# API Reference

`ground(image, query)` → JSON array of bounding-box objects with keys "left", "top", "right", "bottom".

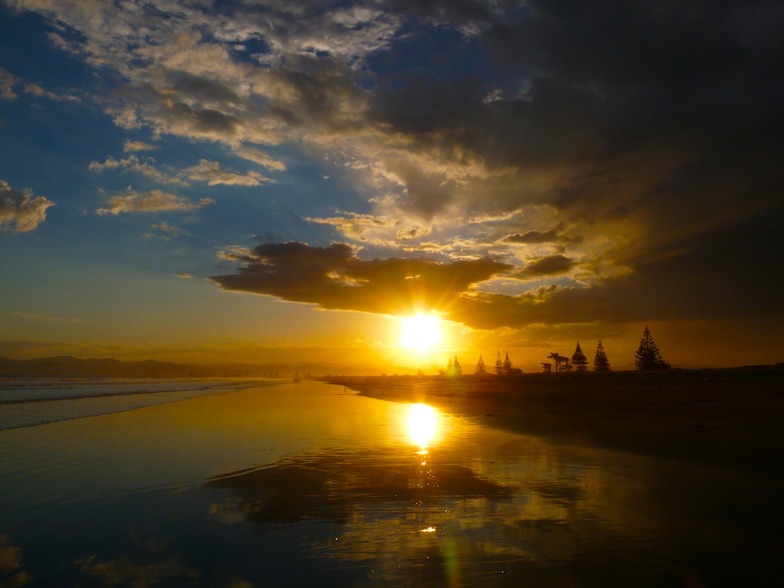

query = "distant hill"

[{"left": 0, "top": 355, "right": 328, "bottom": 379}]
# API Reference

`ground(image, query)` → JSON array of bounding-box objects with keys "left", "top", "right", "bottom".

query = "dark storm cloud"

[
  {"left": 518, "top": 254, "right": 575, "bottom": 277},
  {"left": 360, "top": 0, "right": 784, "bottom": 325},
  {"left": 210, "top": 241, "right": 511, "bottom": 316},
  {"left": 371, "top": 76, "right": 485, "bottom": 138},
  {"left": 372, "top": 1, "right": 784, "bottom": 190},
  {"left": 212, "top": 210, "right": 784, "bottom": 328},
  {"left": 167, "top": 72, "right": 244, "bottom": 107},
  {"left": 505, "top": 226, "right": 579, "bottom": 245},
  {"left": 485, "top": 1, "right": 742, "bottom": 85},
  {"left": 506, "top": 229, "right": 559, "bottom": 244},
  {"left": 168, "top": 102, "right": 241, "bottom": 136},
  {"left": 257, "top": 55, "right": 367, "bottom": 133},
  {"left": 454, "top": 205, "right": 784, "bottom": 330},
  {"left": 208, "top": 237, "right": 736, "bottom": 330},
  {"left": 391, "top": 4, "right": 778, "bottom": 185}
]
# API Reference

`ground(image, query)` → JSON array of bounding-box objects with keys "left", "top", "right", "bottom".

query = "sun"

[
  {"left": 399, "top": 313, "right": 444, "bottom": 355},
  {"left": 405, "top": 403, "right": 439, "bottom": 452}
]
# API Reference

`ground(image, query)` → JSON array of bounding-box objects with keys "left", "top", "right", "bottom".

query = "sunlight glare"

[
  {"left": 406, "top": 403, "right": 439, "bottom": 452},
  {"left": 399, "top": 313, "right": 443, "bottom": 355}
]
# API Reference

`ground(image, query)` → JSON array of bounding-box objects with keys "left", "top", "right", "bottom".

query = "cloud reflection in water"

[
  {"left": 206, "top": 447, "right": 511, "bottom": 526},
  {"left": 205, "top": 438, "right": 514, "bottom": 586}
]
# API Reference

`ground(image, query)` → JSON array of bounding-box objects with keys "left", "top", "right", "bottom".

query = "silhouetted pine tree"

[
  {"left": 634, "top": 326, "right": 670, "bottom": 371},
  {"left": 593, "top": 340, "right": 611, "bottom": 372},
  {"left": 443, "top": 356, "right": 462, "bottom": 377},
  {"left": 475, "top": 355, "right": 486, "bottom": 375},
  {"left": 495, "top": 351, "right": 503, "bottom": 375},
  {"left": 572, "top": 342, "right": 588, "bottom": 372},
  {"left": 503, "top": 352, "right": 513, "bottom": 374},
  {"left": 445, "top": 357, "right": 453, "bottom": 376}
]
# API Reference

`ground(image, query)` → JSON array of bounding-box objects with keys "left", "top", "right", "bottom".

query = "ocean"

[{"left": 0, "top": 378, "right": 261, "bottom": 430}]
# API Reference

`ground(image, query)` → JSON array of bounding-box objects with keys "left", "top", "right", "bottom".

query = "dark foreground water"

[{"left": 0, "top": 380, "right": 782, "bottom": 587}]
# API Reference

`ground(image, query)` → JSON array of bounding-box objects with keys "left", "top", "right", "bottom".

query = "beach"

[
  {"left": 326, "top": 367, "right": 784, "bottom": 474},
  {"left": 2, "top": 375, "right": 784, "bottom": 585}
]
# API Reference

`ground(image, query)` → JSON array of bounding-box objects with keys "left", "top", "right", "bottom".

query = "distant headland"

[{"left": 0, "top": 355, "right": 311, "bottom": 379}]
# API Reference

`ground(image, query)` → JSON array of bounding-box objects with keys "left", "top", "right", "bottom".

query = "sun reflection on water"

[{"left": 406, "top": 403, "right": 439, "bottom": 453}]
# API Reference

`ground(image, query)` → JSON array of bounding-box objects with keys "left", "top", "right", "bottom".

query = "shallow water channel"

[{"left": 0, "top": 380, "right": 781, "bottom": 586}]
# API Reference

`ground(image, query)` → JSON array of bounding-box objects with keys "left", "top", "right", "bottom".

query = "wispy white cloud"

[
  {"left": 233, "top": 145, "right": 287, "bottom": 172},
  {"left": 89, "top": 154, "right": 272, "bottom": 187},
  {"left": 0, "top": 67, "right": 18, "bottom": 100},
  {"left": 0, "top": 67, "right": 80, "bottom": 102},
  {"left": 123, "top": 140, "right": 156, "bottom": 153},
  {"left": 22, "top": 82, "right": 80, "bottom": 102},
  {"left": 152, "top": 222, "right": 180, "bottom": 236},
  {"left": 89, "top": 155, "right": 183, "bottom": 185},
  {"left": 181, "top": 159, "right": 273, "bottom": 186},
  {"left": 307, "top": 212, "right": 398, "bottom": 243},
  {"left": 144, "top": 222, "right": 182, "bottom": 240},
  {"left": 216, "top": 245, "right": 255, "bottom": 262},
  {"left": 257, "top": 5, "right": 400, "bottom": 63},
  {"left": 10, "top": 311, "right": 80, "bottom": 323},
  {"left": 96, "top": 189, "right": 213, "bottom": 216}
]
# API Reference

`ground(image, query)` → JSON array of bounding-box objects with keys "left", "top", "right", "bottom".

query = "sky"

[{"left": 1, "top": 0, "right": 782, "bottom": 372}]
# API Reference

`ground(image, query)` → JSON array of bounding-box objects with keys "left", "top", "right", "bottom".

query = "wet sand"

[
  {"left": 4, "top": 378, "right": 784, "bottom": 585},
  {"left": 326, "top": 368, "right": 784, "bottom": 474}
]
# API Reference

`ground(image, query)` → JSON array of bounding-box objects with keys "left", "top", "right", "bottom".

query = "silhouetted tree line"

[
  {"left": 493, "top": 351, "right": 522, "bottom": 375},
  {"left": 542, "top": 326, "right": 669, "bottom": 373},
  {"left": 444, "top": 326, "right": 670, "bottom": 376},
  {"left": 440, "top": 355, "right": 462, "bottom": 377}
]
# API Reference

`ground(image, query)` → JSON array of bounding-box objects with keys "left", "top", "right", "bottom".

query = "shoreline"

[
  {"left": 0, "top": 378, "right": 285, "bottom": 431},
  {"left": 325, "top": 368, "right": 784, "bottom": 474}
]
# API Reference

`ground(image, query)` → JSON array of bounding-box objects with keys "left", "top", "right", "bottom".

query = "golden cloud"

[{"left": 0, "top": 179, "right": 55, "bottom": 232}]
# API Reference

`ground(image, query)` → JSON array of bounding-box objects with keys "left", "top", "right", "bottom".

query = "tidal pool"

[{"left": 0, "top": 380, "right": 781, "bottom": 586}]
